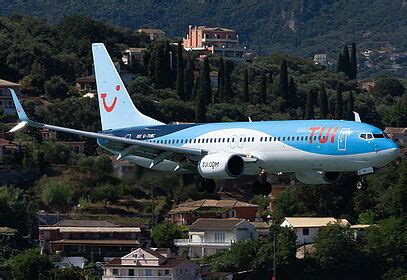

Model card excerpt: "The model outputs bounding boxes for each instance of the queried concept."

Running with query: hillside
[0,1,406,61]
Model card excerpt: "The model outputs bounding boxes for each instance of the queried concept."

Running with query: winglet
[8,88,32,133]
[353,111,361,123]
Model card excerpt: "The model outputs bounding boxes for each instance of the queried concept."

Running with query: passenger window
[314,136,317,140]
[227,138,230,142]
[297,137,300,141]
[223,138,225,142]
[301,136,304,141]
[278,137,280,141]
[260,137,263,142]
[269,137,272,141]
[305,136,308,141]
[252,137,255,142]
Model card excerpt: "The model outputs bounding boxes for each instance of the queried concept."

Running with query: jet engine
[295,171,342,185]
[198,153,245,179]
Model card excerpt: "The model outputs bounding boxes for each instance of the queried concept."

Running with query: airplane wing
[8,89,208,171]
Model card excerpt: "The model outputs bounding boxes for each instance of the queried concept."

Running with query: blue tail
[92,43,163,130]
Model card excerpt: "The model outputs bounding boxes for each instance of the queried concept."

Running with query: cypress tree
[278,60,289,98]
[153,41,171,88]
[288,76,297,108]
[184,55,194,101]
[201,57,212,105]
[342,45,351,79]
[195,74,206,122]
[224,59,233,100]
[336,52,344,74]
[260,73,267,104]
[319,85,329,119]
[350,42,357,80]
[348,91,355,120]
[243,68,249,102]
[305,90,314,120]
[176,42,185,100]
[218,57,225,102]
[335,85,344,119]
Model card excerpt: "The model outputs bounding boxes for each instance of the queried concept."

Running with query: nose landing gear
[356,176,368,190]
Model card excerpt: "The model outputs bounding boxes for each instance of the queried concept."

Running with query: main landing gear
[252,171,272,196]
[196,178,216,193]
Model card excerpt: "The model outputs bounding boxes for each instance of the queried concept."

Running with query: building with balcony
[384,127,407,146]
[175,218,256,258]
[183,25,248,62]
[39,219,143,259]
[75,75,97,97]
[169,199,258,226]
[0,79,22,115]
[103,247,199,280]
[138,28,166,40]
[280,217,349,245]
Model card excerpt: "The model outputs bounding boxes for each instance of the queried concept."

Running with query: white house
[175,218,256,258]
[280,217,349,245]
[103,247,199,280]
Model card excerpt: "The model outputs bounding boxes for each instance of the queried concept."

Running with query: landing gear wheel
[356,177,368,190]
[205,179,216,193]
[195,178,216,193]
[263,182,272,196]
[252,181,263,195]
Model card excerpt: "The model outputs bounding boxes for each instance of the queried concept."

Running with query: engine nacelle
[295,171,342,185]
[198,153,245,179]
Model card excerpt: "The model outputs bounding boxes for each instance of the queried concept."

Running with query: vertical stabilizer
[92,43,163,130]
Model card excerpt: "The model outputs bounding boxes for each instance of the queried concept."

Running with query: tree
[319,85,329,119]
[350,42,357,80]
[217,57,225,102]
[151,222,183,247]
[373,76,405,97]
[335,85,344,119]
[224,59,233,100]
[183,55,195,100]
[243,68,249,102]
[42,181,73,212]
[95,154,113,173]
[152,40,171,88]
[347,91,354,120]
[278,59,289,98]
[44,75,69,99]
[287,76,297,108]
[195,58,210,122]
[305,90,314,119]
[95,183,119,207]
[314,223,366,279]
[175,42,185,100]
[10,249,53,280]
[259,73,267,104]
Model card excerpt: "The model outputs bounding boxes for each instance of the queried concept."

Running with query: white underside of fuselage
[103,128,396,176]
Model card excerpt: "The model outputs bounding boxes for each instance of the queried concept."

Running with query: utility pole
[151,184,155,227]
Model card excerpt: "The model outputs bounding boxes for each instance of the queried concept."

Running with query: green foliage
[41,181,73,212]
[151,222,183,247]
[175,42,185,100]
[373,76,405,97]
[10,249,53,280]
[95,183,119,207]
[304,90,314,119]
[278,59,289,98]
[44,75,69,99]
[94,155,113,173]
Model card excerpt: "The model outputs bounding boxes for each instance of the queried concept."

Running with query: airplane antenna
[353,111,361,122]
[248,117,252,122]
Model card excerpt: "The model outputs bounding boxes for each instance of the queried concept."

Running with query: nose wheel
[356,177,368,190]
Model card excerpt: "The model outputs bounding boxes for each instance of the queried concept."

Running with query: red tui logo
[101,85,120,112]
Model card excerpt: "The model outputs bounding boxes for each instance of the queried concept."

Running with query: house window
[164,269,170,275]
[128,269,134,276]
[145,269,152,276]
[179,268,183,275]
[303,228,309,235]
[230,210,236,218]
[112,269,119,276]
[215,232,225,243]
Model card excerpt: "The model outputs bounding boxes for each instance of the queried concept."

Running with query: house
[74,75,96,96]
[103,247,199,280]
[138,28,166,40]
[0,79,22,115]
[169,199,258,226]
[183,25,249,62]
[0,138,20,162]
[280,217,349,245]
[0,227,17,243]
[122,48,147,65]
[38,219,143,259]
[384,127,407,146]
[175,218,256,258]
[313,54,327,66]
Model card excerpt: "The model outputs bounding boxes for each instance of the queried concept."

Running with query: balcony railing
[202,37,238,43]
[103,277,172,280]
[174,239,234,247]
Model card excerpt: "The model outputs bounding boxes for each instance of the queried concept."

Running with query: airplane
[8,43,400,195]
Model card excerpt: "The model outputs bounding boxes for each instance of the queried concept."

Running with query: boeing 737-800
[8,43,400,195]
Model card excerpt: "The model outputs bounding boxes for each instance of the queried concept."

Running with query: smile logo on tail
[101,85,120,113]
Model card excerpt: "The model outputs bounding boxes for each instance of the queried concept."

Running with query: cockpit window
[366,133,373,140]
[373,133,385,138]
[360,133,367,139]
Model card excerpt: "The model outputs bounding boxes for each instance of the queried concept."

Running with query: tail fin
[92,43,163,130]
